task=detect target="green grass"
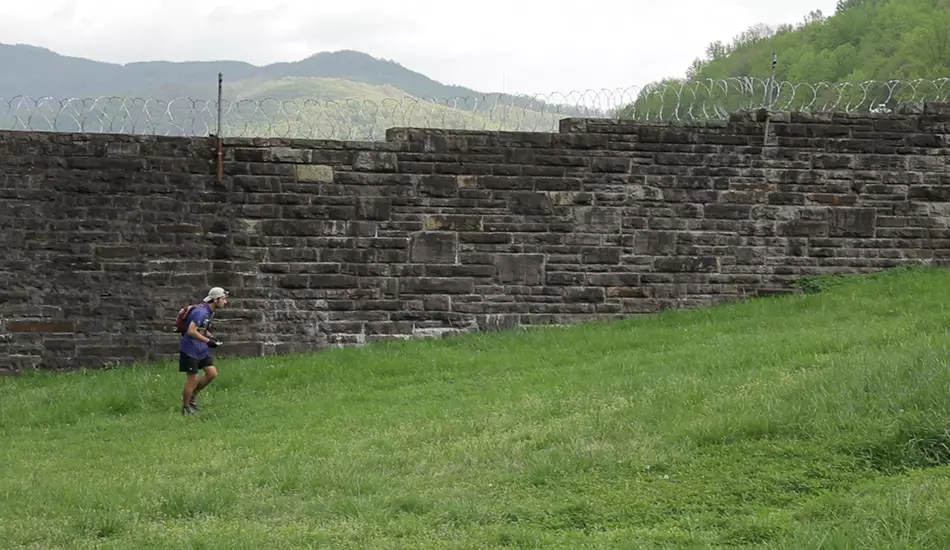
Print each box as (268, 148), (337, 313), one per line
(3, 265), (950, 548)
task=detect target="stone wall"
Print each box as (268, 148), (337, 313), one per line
(2, 103), (949, 373)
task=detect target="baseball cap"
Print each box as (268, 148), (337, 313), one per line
(203, 287), (229, 302)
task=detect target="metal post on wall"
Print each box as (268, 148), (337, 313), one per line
(216, 72), (223, 184)
(763, 52), (778, 146)
(763, 52), (778, 108)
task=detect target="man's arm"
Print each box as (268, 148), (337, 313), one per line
(186, 321), (211, 344)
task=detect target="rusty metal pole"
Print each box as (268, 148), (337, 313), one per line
(216, 72), (223, 184)
(763, 53), (777, 146)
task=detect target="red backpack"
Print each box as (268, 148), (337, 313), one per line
(175, 304), (199, 334)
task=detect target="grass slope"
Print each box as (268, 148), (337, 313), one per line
(3, 266), (950, 548)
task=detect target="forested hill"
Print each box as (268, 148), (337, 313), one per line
(618, 0), (950, 120)
(687, 0), (950, 83)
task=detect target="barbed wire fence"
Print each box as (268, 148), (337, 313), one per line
(1, 77), (948, 141)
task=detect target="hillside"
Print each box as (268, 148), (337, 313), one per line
(621, 0), (950, 120)
(0, 44), (483, 102)
(0, 44), (586, 140)
(689, 0), (950, 84)
(4, 267), (950, 548)
(219, 76), (567, 140)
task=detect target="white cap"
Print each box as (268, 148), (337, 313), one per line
(203, 287), (229, 302)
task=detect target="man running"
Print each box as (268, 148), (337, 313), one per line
(179, 286), (229, 415)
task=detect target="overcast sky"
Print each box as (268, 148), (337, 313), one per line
(3, 0), (839, 95)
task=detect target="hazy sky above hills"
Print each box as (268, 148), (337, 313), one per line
(4, 0), (838, 95)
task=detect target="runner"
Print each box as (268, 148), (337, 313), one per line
(179, 287), (228, 415)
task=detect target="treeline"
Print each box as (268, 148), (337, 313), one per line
(618, 0), (950, 120)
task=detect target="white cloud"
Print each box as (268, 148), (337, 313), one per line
(1, 0), (839, 95)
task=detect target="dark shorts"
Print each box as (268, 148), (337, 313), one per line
(179, 352), (214, 374)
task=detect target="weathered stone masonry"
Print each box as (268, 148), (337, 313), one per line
(2, 103), (949, 373)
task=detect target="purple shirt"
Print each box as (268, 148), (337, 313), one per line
(179, 303), (214, 359)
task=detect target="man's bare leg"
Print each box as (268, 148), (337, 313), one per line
(182, 373), (199, 412)
(191, 366), (218, 408)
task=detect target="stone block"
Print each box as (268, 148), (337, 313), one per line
(635, 231), (677, 255)
(419, 175), (458, 197)
(157, 224), (203, 234)
(269, 147), (311, 163)
(582, 247), (622, 264)
(550, 191), (593, 206)
(778, 220), (829, 237)
(573, 206), (621, 232)
(232, 148), (270, 163)
(705, 204), (752, 220)
(310, 275), (360, 288)
(908, 186), (950, 201)
(402, 277), (475, 294)
(427, 265), (494, 278)
(831, 208), (877, 237)
(495, 254), (545, 285)
(547, 272), (586, 286)
(510, 191), (554, 215)
(587, 273), (641, 286)
(423, 215), (482, 231)
(353, 151), (398, 172)
(411, 232), (457, 264)
(5, 321), (76, 333)
(591, 158), (630, 173)
(95, 246), (139, 259)
(457, 175), (479, 188)
(806, 194), (858, 206)
(735, 247), (766, 265)
(564, 287), (606, 303)
(296, 164), (334, 183)
(629, 186), (664, 201)
(424, 296), (452, 311)
(654, 256), (720, 273)
(357, 199), (392, 221)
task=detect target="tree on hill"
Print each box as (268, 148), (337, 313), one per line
(618, 0), (950, 120)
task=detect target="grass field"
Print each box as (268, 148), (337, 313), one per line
(3, 266), (950, 549)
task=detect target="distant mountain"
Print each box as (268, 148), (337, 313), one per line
(0, 43), (484, 101)
(0, 43), (597, 140)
